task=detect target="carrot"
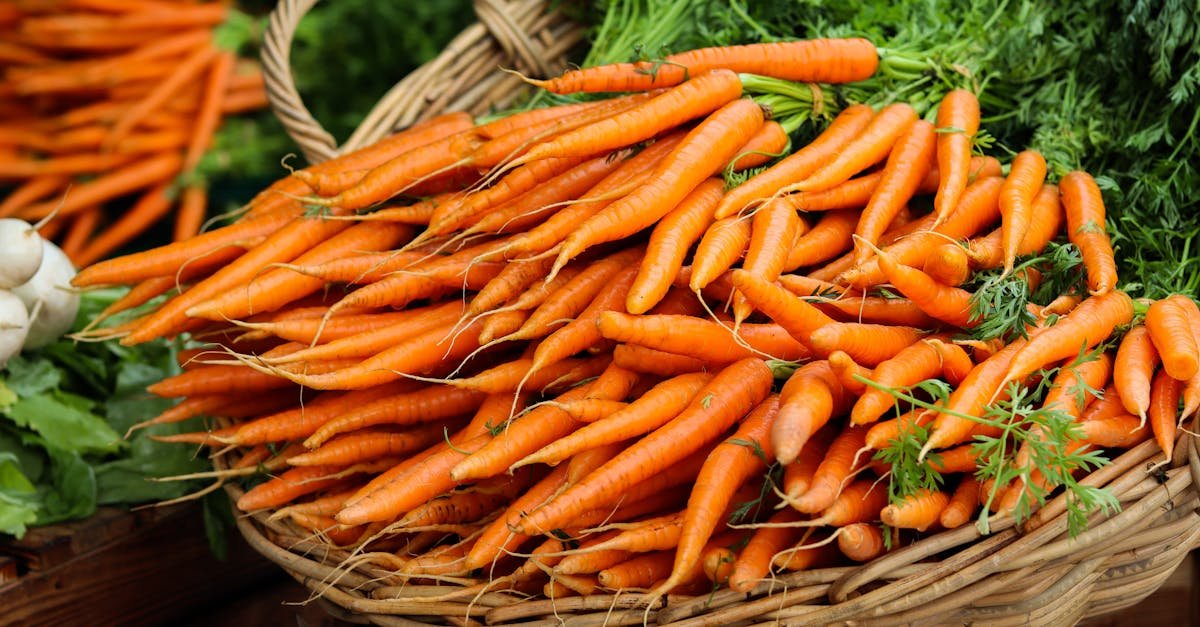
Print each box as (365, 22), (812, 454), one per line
(929, 338), (975, 386)
(939, 476), (981, 529)
(921, 243), (971, 287)
(532, 39), (878, 94)
(729, 270), (836, 348)
(597, 313), (810, 363)
(808, 479), (890, 527)
(998, 150), (1048, 273)
(511, 372), (711, 469)
(1145, 296), (1199, 382)
(303, 386), (487, 449)
(881, 488), (949, 531)
(725, 508), (806, 591)
(787, 424), (868, 513)
(1186, 313), (1200, 420)
(933, 89), (981, 225)
(924, 338), (1028, 453)
(597, 551), (677, 590)
(853, 119), (936, 263)
(236, 465), (350, 512)
(715, 104), (875, 218)
(515, 69), (743, 166)
(551, 98), (764, 275)
(784, 209), (858, 271)
(557, 532), (633, 576)
(780, 155), (1000, 214)
(72, 208), (293, 287)
(662, 395), (779, 593)
(733, 198), (803, 322)
(463, 154), (626, 240)
(837, 175), (1004, 288)
(838, 522), (886, 562)
(495, 133), (686, 259)
(464, 464), (570, 571)
(59, 207), (101, 264)
(1002, 291), (1134, 386)
(0, 174), (68, 218)
(728, 119), (790, 171)
(573, 512), (686, 555)
(1082, 384), (1127, 422)
(515, 358), (771, 535)
(1149, 368), (1183, 459)
(19, 151), (181, 220)
(780, 426), (836, 500)
(73, 183), (175, 267)
(450, 369), (639, 483)
(1114, 325), (1160, 420)
(335, 432), (492, 526)
(106, 43), (219, 148)
(773, 361), (849, 465)
(828, 351), (872, 396)
(1077, 414), (1150, 448)
(1060, 171), (1118, 295)
(399, 470), (535, 528)
(627, 178), (724, 313)
(430, 355), (613, 396)
(548, 399), (630, 423)
(287, 428), (448, 467)
(808, 322), (924, 367)
(186, 221), (414, 321)
(787, 103), (918, 194)
(612, 344), (709, 377)
(866, 408), (934, 450)
(689, 216), (752, 291)
(872, 245), (979, 329)
(803, 294), (940, 329)
(182, 49), (233, 172)
(265, 303), (465, 364)
(478, 310), (528, 345)
(852, 338), (948, 425)
(503, 247), (643, 343)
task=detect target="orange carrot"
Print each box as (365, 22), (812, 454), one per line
(787, 103), (918, 194)
(838, 522), (886, 562)
(74, 182), (174, 266)
(933, 89), (981, 224)
(773, 361), (849, 465)
(1145, 297), (1199, 382)
(853, 119), (936, 263)
(663, 395), (779, 593)
(939, 476), (981, 529)
(784, 209), (858, 271)
(1149, 368), (1183, 459)
(515, 358), (771, 535)
(689, 216), (752, 291)
(808, 322), (924, 367)
(729, 269), (836, 349)
(518, 69), (743, 165)
(998, 150), (1048, 273)
(852, 338), (947, 425)
(627, 178), (724, 313)
(881, 488), (949, 531)
(1002, 292), (1134, 386)
(1060, 171), (1118, 295)
(551, 98), (764, 275)
(1114, 325), (1160, 420)
(788, 424), (867, 513)
(532, 39), (879, 94)
(597, 313), (810, 363)
(733, 197), (803, 322)
(715, 104), (875, 218)
(512, 372), (711, 468)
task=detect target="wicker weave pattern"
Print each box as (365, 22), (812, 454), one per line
(260, 0), (581, 164)
(241, 2), (1200, 624)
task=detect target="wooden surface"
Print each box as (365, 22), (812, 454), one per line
(0, 504), (279, 627)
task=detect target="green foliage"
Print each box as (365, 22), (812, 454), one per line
(0, 291), (207, 539)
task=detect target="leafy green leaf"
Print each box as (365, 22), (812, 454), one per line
(3, 356), (63, 397)
(93, 424), (207, 505)
(202, 490), (234, 562)
(3, 393), (124, 455)
(33, 448), (96, 526)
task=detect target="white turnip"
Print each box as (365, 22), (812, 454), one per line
(13, 240), (79, 349)
(0, 219), (44, 289)
(0, 289), (29, 368)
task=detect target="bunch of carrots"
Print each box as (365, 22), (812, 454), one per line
(69, 39), (1200, 606)
(0, 0), (268, 266)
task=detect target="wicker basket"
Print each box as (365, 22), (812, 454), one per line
(221, 1), (1200, 624)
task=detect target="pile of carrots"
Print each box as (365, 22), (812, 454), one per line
(0, 0), (268, 266)
(71, 39), (1200, 603)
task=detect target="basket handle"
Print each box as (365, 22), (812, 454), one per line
(260, 0), (579, 165)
